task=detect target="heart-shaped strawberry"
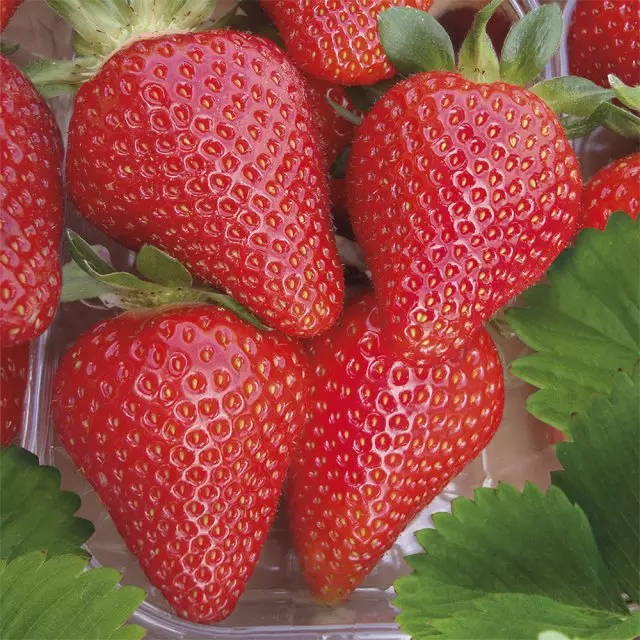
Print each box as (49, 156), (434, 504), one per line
(53, 303), (310, 623)
(287, 292), (504, 604)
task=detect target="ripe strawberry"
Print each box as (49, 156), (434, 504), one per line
(304, 76), (359, 167)
(568, 0), (640, 88)
(348, 71), (581, 364)
(288, 293), (504, 604)
(0, 56), (63, 347)
(53, 303), (310, 623)
(262, 0), (434, 85)
(580, 152), (640, 231)
(59, 26), (343, 337)
(0, 0), (21, 31)
(0, 341), (29, 447)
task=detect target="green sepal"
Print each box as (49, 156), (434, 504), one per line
(378, 7), (455, 76)
(608, 74), (640, 111)
(0, 447), (94, 562)
(552, 370), (639, 603)
(0, 41), (20, 56)
(330, 146), (350, 179)
(563, 102), (640, 140)
(531, 76), (615, 117)
(62, 230), (271, 330)
(345, 78), (401, 112)
(135, 245), (193, 288)
(499, 3), (563, 86)
(458, 0), (502, 83)
(209, 0), (241, 28)
(24, 58), (98, 98)
(327, 97), (362, 125)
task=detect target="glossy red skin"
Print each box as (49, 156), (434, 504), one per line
(262, 0), (434, 85)
(288, 293), (504, 604)
(0, 341), (28, 447)
(67, 31), (344, 338)
(304, 76), (358, 167)
(568, 0), (640, 88)
(580, 153), (640, 231)
(0, 57), (63, 347)
(53, 305), (310, 623)
(347, 72), (582, 365)
(0, 0), (21, 31)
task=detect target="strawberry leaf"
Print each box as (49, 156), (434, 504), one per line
(431, 595), (635, 640)
(0, 552), (145, 639)
(506, 213), (640, 432)
(394, 484), (631, 639)
(552, 370), (639, 602)
(378, 7), (455, 76)
(499, 3), (563, 86)
(458, 0), (501, 83)
(135, 245), (193, 288)
(0, 447), (94, 562)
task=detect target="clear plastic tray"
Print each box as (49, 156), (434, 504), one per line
(10, 0), (623, 637)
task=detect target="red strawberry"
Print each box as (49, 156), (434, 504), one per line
(64, 30), (343, 337)
(568, 0), (640, 88)
(347, 71), (582, 364)
(288, 293), (504, 604)
(580, 152), (640, 231)
(262, 0), (434, 85)
(304, 76), (359, 167)
(53, 303), (310, 623)
(0, 0), (21, 31)
(0, 56), (63, 347)
(0, 341), (29, 447)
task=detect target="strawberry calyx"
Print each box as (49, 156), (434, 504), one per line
(61, 230), (269, 329)
(365, 0), (640, 140)
(23, 0), (220, 95)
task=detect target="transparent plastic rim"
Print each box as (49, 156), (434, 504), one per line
(19, 0), (570, 636)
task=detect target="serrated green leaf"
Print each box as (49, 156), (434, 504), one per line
(395, 483), (627, 640)
(552, 370), (639, 602)
(531, 76), (615, 118)
(0, 552), (145, 639)
(507, 213), (640, 431)
(378, 7), (454, 76)
(135, 244), (193, 288)
(0, 447), (94, 562)
(458, 0), (502, 83)
(608, 75), (640, 111)
(431, 594), (633, 640)
(500, 3), (563, 86)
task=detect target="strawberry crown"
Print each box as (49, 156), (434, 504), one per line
(344, 0), (640, 140)
(62, 230), (270, 330)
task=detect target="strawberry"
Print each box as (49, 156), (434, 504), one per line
(0, 56), (63, 347)
(0, 0), (21, 31)
(346, 2), (587, 365)
(288, 292), (504, 604)
(262, 0), (434, 85)
(304, 76), (359, 167)
(580, 152), (640, 231)
(0, 341), (29, 447)
(38, 2), (344, 338)
(53, 299), (310, 622)
(568, 0), (640, 89)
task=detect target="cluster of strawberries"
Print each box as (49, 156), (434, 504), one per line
(1, 0), (638, 626)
